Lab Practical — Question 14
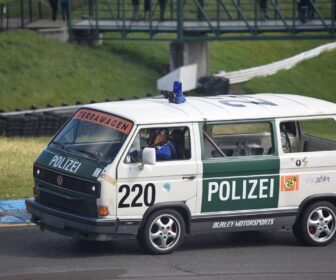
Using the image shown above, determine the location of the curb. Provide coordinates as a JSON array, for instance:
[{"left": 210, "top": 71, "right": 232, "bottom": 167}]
[{"left": 0, "top": 199, "right": 32, "bottom": 227}]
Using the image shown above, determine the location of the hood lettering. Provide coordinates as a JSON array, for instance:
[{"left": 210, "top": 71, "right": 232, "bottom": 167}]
[{"left": 49, "top": 155, "right": 82, "bottom": 174}]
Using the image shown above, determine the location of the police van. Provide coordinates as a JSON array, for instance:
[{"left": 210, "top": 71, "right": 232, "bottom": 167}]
[{"left": 26, "top": 85, "right": 336, "bottom": 254}]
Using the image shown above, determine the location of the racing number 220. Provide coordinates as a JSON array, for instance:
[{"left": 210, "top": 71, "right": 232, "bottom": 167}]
[{"left": 118, "top": 183, "right": 156, "bottom": 208}]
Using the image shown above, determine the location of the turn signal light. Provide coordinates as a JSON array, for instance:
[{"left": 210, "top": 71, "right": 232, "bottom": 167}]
[{"left": 98, "top": 206, "right": 109, "bottom": 217}]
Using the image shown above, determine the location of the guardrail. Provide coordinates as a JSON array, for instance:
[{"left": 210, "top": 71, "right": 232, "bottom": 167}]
[{"left": 215, "top": 41, "right": 336, "bottom": 84}]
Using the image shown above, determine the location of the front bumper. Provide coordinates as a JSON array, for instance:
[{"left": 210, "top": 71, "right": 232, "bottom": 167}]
[{"left": 25, "top": 198, "right": 141, "bottom": 241}]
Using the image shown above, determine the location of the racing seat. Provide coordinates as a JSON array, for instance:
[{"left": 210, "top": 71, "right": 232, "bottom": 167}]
[
  {"left": 280, "top": 123, "right": 297, "bottom": 153},
  {"left": 170, "top": 129, "right": 185, "bottom": 159}
]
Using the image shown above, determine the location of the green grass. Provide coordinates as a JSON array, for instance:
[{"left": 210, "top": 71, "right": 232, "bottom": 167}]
[
  {"left": 0, "top": 31, "right": 164, "bottom": 111},
  {"left": 0, "top": 137, "right": 49, "bottom": 199},
  {"left": 242, "top": 50, "right": 336, "bottom": 103},
  {"left": 0, "top": 30, "right": 334, "bottom": 111},
  {"left": 209, "top": 39, "right": 333, "bottom": 73}
]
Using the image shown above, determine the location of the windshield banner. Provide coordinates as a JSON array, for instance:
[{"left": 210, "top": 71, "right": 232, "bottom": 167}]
[{"left": 74, "top": 109, "right": 133, "bottom": 134}]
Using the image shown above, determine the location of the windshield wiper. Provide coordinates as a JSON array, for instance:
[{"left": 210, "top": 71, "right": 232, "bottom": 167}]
[
  {"left": 73, "top": 149, "right": 97, "bottom": 160},
  {"left": 51, "top": 142, "right": 111, "bottom": 164},
  {"left": 51, "top": 141, "right": 69, "bottom": 154},
  {"left": 75, "top": 149, "right": 111, "bottom": 165}
]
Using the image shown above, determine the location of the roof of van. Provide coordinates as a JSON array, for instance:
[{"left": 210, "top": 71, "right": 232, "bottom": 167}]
[{"left": 84, "top": 94, "right": 336, "bottom": 125}]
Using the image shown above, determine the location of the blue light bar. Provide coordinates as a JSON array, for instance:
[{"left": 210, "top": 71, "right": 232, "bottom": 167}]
[{"left": 162, "top": 81, "right": 186, "bottom": 104}]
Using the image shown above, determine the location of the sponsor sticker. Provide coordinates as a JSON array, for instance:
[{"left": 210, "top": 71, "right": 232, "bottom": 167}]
[
  {"left": 74, "top": 109, "right": 133, "bottom": 134},
  {"left": 92, "top": 168, "right": 103, "bottom": 178},
  {"left": 163, "top": 183, "right": 171, "bottom": 192},
  {"left": 212, "top": 218, "right": 275, "bottom": 229},
  {"left": 281, "top": 175, "right": 299, "bottom": 192},
  {"left": 306, "top": 175, "right": 331, "bottom": 184},
  {"left": 219, "top": 98, "right": 277, "bottom": 108}
]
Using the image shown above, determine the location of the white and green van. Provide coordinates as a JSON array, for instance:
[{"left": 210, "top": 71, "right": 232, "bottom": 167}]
[{"left": 26, "top": 91, "right": 336, "bottom": 254}]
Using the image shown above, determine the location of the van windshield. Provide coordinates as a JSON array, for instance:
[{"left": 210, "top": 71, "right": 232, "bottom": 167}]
[{"left": 49, "top": 109, "right": 133, "bottom": 163}]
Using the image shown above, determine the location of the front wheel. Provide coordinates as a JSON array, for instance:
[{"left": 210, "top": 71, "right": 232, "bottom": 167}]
[
  {"left": 293, "top": 201, "right": 336, "bottom": 246},
  {"left": 137, "top": 209, "right": 185, "bottom": 254}
]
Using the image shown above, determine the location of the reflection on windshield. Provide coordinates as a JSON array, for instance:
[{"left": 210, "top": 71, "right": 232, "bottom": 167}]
[{"left": 49, "top": 109, "right": 133, "bottom": 163}]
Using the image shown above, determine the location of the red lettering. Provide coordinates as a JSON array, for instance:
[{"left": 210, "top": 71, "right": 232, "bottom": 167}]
[
  {"left": 73, "top": 109, "right": 133, "bottom": 134},
  {"left": 111, "top": 120, "right": 118, "bottom": 127}
]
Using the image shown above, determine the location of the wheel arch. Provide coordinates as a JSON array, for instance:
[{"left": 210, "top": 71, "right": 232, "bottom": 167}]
[
  {"left": 138, "top": 202, "right": 192, "bottom": 234},
  {"left": 296, "top": 194, "right": 336, "bottom": 223}
]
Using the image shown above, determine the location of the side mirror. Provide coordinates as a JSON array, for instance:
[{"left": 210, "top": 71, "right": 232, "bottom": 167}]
[{"left": 140, "top": 147, "right": 156, "bottom": 170}]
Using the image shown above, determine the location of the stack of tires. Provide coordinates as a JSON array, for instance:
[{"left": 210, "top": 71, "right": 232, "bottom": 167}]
[
  {"left": 20, "top": 114, "right": 39, "bottom": 136},
  {"left": 0, "top": 111, "right": 72, "bottom": 137},
  {"left": 3, "top": 115, "right": 24, "bottom": 137},
  {"left": 0, "top": 116, "right": 6, "bottom": 136}
]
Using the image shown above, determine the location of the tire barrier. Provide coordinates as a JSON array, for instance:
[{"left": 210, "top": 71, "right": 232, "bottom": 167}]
[
  {"left": 0, "top": 108, "right": 78, "bottom": 137},
  {"left": 0, "top": 96, "right": 146, "bottom": 137},
  {"left": 197, "top": 76, "right": 230, "bottom": 96}
]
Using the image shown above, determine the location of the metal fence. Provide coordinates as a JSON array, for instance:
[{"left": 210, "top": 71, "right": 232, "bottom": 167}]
[
  {"left": 0, "top": 0, "right": 86, "bottom": 31},
  {"left": 1, "top": 0, "right": 335, "bottom": 39},
  {"left": 76, "top": 0, "right": 335, "bottom": 22},
  {"left": 68, "top": 0, "right": 336, "bottom": 41}
]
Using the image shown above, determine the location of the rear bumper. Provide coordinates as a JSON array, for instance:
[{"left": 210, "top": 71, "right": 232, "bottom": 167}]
[{"left": 25, "top": 198, "right": 141, "bottom": 241}]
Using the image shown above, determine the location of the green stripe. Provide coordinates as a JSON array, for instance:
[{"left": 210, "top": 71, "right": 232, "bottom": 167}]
[{"left": 203, "top": 156, "right": 279, "bottom": 178}]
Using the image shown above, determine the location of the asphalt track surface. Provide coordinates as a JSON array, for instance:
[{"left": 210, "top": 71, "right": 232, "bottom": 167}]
[{"left": 0, "top": 226, "right": 336, "bottom": 280}]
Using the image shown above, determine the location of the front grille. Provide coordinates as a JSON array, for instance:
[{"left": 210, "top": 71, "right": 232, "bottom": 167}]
[
  {"left": 33, "top": 165, "right": 100, "bottom": 197},
  {"left": 38, "top": 190, "right": 88, "bottom": 216}
]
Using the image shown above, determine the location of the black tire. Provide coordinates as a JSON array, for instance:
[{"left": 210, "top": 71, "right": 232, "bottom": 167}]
[
  {"left": 137, "top": 209, "right": 185, "bottom": 255},
  {"left": 293, "top": 201, "right": 336, "bottom": 246}
]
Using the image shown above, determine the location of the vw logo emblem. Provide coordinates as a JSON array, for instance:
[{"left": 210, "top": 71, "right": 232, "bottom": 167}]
[{"left": 56, "top": 175, "right": 63, "bottom": 186}]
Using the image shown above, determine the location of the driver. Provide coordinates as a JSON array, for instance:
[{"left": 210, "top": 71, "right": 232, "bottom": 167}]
[{"left": 150, "top": 128, "right": 177, "bottom": 160}]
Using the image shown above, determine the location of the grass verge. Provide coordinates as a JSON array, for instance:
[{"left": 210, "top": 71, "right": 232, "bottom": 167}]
[
  {"left": 0, "top": 137, "right": 48, "bottom": 199},
  {"left": 0, "top": 30, "right": 334, "bottom": 111}
]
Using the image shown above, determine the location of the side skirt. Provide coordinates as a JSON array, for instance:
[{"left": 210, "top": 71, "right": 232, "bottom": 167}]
[{"left": 190, "top": 209, "right": 298, "bottom": 234}]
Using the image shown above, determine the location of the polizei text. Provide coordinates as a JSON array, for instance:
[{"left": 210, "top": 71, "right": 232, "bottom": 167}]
[{"left": 49, "top": 155, "right": 82, "bottom": 174}]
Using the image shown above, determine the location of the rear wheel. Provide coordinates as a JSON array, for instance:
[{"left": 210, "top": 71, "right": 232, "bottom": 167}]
[
  {"left": 293, "top": 201, "right": 336, "bottom": 246},
  {"left": 137, "top": 209, "right": 185, "bottom": 254}
]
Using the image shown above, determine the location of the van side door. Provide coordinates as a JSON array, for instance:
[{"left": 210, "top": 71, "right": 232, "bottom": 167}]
[
  {"left": 116, "top": 124, "right": 198, "bottom": 219},
  {"left": 198, "top": 120, "right": 280, "bottom": 214}
]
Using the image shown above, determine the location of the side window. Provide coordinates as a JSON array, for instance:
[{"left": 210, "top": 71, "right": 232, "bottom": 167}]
[
  {"left": 302, "top": 119, "right": 336, "bottom": 141},
  {"left": 281, "top": 118, "right": 336, "bottom": 153},
  {"left": 125, "top": 127, "right": 191, "bottom": 163},
  {"left": 203, "top": 122, "right": 273, "bottom": 159}
]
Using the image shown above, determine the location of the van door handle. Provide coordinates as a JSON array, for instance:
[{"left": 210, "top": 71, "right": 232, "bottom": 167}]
[{"left": 182, "top": 175, "right": 196, "bottom": 180}]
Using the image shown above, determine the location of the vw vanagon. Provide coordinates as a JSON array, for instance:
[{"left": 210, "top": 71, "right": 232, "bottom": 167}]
[{"left": 26, "top": 90, "right": 336, "bottom": 254}]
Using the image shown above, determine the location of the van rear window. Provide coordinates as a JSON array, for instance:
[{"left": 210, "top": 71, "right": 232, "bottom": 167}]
[{"left": 280, "top": 118, "right": 336, "bottom": 153}]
